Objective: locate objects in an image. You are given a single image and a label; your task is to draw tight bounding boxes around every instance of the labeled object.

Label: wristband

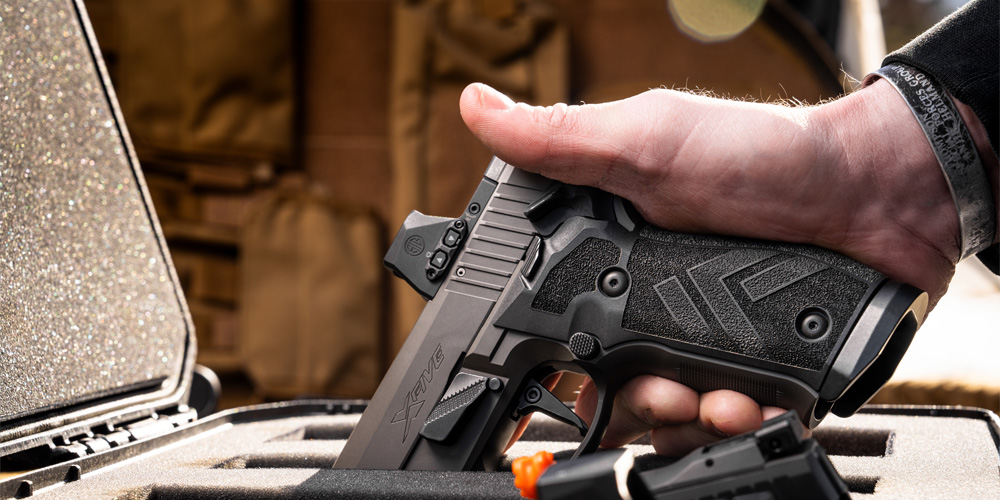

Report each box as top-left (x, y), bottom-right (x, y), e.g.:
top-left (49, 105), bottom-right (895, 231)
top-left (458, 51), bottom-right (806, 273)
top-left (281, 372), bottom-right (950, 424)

top-left (863, 62), bottom-right (996, 260)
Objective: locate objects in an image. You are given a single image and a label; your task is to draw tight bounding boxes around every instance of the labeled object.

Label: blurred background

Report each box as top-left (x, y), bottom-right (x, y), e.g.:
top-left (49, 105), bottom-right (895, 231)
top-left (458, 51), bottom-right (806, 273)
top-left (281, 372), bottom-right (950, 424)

top-left (79, 0), bottom-right (998, 413)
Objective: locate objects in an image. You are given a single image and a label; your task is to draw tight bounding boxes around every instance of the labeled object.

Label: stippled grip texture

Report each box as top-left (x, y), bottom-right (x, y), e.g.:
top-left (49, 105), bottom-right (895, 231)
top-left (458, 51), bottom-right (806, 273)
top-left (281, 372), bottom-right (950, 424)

top-left (622, 228), bottom-right (882, 371)
top-left (532, 238), bottom-right (620, 314)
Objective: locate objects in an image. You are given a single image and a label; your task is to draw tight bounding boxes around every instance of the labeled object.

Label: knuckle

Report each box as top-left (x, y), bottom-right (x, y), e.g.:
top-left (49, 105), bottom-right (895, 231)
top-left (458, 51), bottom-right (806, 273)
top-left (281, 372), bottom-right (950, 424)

top-left (532, 102), bottom-right (576, 133)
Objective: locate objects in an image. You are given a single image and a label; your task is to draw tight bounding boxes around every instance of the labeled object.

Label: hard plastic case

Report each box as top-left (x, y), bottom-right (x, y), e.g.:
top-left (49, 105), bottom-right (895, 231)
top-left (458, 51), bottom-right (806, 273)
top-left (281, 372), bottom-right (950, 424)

top-left (1, 1), bottom-right (998, 499)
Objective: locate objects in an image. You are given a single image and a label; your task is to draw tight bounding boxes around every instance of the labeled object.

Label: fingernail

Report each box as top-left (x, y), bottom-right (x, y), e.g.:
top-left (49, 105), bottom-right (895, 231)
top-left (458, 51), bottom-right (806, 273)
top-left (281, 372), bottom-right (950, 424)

top-left (478, 84), bottom-right (515, 111)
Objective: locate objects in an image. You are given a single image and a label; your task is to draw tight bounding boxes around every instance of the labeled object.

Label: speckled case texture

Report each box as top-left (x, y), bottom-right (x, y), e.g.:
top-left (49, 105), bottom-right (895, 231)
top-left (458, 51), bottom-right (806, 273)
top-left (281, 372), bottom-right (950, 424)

top-left (2, 2), bottom-right (999, 500)
top-left (1, 0), bottom-right (195, 453)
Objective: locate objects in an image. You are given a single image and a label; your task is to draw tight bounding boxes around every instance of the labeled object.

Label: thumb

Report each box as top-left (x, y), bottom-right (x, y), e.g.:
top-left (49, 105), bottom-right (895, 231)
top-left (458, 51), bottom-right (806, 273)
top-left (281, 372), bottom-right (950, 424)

top-left (459, 83), bottom-right (682, 194)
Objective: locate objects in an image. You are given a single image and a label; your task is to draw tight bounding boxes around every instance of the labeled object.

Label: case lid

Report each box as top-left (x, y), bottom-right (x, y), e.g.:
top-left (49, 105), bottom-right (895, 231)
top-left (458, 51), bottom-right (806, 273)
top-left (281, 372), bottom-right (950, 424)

top-left (0, 0), bottom-right (196, 451)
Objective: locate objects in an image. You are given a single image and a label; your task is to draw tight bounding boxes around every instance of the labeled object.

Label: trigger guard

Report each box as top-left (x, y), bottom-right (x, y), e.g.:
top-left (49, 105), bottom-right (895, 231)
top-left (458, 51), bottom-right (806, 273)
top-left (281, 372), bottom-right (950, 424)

top-left (573, 380), bottom-right (617, 458)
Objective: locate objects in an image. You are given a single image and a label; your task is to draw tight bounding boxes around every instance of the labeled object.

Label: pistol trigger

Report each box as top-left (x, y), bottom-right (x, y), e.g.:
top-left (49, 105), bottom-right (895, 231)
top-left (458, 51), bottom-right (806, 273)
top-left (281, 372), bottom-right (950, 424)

top-left (516, 380), bottom-right (588, 436)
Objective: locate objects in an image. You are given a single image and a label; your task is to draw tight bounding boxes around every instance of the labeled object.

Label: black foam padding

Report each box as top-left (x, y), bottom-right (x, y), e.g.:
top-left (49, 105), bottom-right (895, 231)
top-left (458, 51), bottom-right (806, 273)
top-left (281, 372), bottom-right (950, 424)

top-left (623, 234), bottom-right (872, 370)
top-left (13, 406), bottom-right (1000, 500)
top-left (841, 475), bottom-right (879, 494)
top-left (244, 454), bottom-right (339, 469)
top-left (301, 425), bottom-right (354, 441)
top-left (167, 456), bottom-right (681, 500)
top-left (152, 470), bottom-right (520, 500)
top-left (532, 238), bottom-right (620, 314)
top-left (813, 428), bottom-right (893, 457)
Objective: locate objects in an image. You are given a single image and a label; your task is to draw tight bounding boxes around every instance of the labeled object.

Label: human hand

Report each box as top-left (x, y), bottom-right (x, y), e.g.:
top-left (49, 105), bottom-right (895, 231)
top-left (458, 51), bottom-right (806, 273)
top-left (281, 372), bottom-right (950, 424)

top-left (460, 80), bottom-right (993, 455)
top-left (575, 375), bottom-right (794, 457)
top-left (460, 81), bottom-right (969, 304)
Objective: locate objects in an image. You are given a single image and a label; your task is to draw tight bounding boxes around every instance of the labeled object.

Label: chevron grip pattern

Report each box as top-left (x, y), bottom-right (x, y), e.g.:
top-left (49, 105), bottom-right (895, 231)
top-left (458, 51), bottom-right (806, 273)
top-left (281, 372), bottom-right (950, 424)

top-left (622, 229), bottom-right (879, 371)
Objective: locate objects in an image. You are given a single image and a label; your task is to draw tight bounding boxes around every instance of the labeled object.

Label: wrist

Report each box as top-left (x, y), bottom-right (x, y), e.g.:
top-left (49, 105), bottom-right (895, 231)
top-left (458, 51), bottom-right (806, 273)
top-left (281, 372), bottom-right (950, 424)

top-left (811, 78), bottom-right (960, 300)
top-left (868, 64), bottom-right (996, 259)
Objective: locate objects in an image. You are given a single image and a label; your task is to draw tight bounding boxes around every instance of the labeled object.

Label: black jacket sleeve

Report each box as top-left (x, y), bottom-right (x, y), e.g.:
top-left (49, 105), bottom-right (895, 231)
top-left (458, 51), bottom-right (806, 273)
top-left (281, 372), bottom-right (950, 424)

top-left (882, 0), bottom-right (999, 272)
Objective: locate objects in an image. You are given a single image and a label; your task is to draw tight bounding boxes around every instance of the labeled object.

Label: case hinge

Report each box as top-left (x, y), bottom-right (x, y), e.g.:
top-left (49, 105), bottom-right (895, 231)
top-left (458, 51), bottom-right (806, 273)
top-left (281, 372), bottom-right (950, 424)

top-left (1, 407), bottom-right (197, 470)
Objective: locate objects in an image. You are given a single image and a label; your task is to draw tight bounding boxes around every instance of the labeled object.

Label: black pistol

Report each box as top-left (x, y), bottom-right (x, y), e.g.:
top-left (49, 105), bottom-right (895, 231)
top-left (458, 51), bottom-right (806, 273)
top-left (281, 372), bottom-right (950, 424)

top-left (334, 157), bottom-right (927, 471)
